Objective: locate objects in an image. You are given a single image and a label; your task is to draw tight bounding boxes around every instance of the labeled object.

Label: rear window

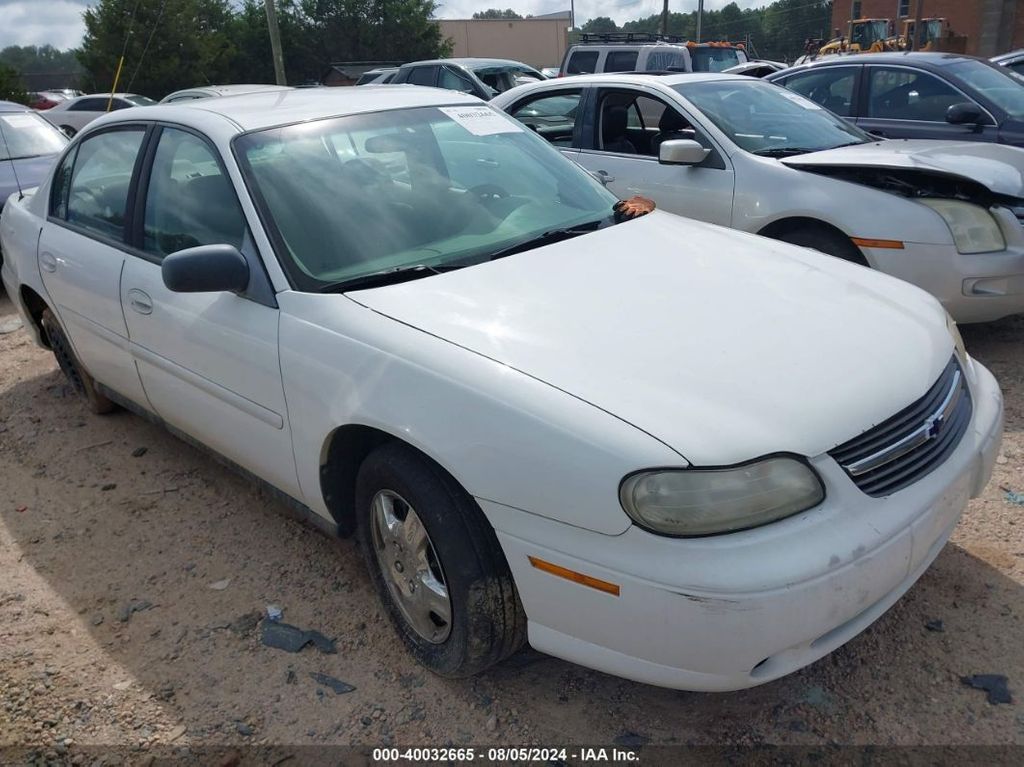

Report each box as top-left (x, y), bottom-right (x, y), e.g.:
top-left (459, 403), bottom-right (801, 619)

top-left (567, 51), bottom-right (599, 75)
top-left (690, 47), bottom-right (745, 73)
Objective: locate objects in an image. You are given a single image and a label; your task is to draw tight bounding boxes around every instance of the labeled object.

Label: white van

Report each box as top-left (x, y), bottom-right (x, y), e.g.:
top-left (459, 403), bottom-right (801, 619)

top-left (559, 33), bottom-right (748, 76)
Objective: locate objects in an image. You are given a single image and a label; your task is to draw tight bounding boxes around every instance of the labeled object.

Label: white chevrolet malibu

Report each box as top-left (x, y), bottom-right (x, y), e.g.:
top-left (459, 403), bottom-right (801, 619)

top-left (0, 87), bottom-right (1004, 691)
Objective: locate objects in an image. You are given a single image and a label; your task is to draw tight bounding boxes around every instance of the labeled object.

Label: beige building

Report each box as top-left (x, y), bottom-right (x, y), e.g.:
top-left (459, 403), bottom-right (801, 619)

top-left (437, 12), bottom-right (572, 69)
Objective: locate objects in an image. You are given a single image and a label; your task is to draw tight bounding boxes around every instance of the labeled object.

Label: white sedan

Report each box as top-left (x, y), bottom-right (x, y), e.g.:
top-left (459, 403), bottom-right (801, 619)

top-left (40, 92), bottom-right (156, 137)
top-left (492, 73), bottom-right (1024, 323)
top-left (1, 87), bottom-right (1003, 691)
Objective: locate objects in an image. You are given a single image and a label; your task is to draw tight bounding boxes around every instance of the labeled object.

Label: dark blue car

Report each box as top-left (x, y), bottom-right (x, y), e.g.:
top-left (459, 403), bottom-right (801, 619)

top-left (0, 100), bottom-right (67, 272)
top-left (767, 52), bottom-right (1024, 146)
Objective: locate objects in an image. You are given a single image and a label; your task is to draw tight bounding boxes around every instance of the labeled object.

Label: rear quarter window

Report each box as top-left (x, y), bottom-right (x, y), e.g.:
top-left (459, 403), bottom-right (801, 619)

top-left (567, 51), bottom-right (599, 75)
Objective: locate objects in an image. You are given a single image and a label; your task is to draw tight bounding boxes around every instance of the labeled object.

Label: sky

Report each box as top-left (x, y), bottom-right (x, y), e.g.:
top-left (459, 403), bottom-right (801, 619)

top-left (2, 0), bottom-right (764, 51)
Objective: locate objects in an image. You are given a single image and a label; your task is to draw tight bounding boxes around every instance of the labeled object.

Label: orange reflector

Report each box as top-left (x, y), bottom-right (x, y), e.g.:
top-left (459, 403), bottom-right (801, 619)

top-left (851, 237), bottom-right (904, 250)
top-left (528, 556), bottom-right (620, 596)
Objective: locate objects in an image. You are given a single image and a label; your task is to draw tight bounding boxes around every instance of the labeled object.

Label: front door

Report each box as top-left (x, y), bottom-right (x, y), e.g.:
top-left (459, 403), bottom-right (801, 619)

top-left (119, 125), bottom-right (300, 498)
top-left (576, 88), bottom-right (734, 226)
top-left (38, 125), bottom-right (150, 405)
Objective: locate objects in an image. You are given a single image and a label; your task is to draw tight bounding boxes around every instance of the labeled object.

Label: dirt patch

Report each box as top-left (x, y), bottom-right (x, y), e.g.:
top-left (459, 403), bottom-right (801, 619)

top-left (1, 291), bottom-right (1022, 750)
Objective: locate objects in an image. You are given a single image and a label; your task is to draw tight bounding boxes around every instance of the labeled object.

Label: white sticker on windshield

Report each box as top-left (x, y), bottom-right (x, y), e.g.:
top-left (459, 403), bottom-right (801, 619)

top-left (438, 106), bottom-right (522, 136)
top-left (779, 91), bottom-right (822, 110)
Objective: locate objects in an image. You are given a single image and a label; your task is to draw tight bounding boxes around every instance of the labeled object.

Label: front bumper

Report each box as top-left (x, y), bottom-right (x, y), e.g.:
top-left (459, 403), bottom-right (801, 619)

top-left (486, 360), bottom-right (1003, 691)
top-left (864, 209), bottom-right (1024, 324)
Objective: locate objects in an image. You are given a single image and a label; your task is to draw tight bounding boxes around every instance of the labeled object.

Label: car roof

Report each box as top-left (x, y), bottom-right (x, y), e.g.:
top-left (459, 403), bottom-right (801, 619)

top-left (403, 58), bottom-right (534, 69)
top-left (779, 51), bottom-right (982, 73)
top-left (112, 85), bottom-right (482, 133)
top-left (167, 84), bottom-right (290, 98)
top-left (992, 49), bottom-right (1024, 63)
top-left (0, 100), bottom-right (30, 113)
top-left (523, 72), bottom-right (746, 87)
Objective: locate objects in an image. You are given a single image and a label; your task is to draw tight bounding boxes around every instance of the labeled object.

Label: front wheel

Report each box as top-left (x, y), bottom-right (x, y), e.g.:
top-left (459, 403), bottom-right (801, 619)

top-left (356, 442), bottom-right (526, 677)
top-left (774, 225), bottom-right (868, 266)
top-left (40, 309), bottom-right (115, 415)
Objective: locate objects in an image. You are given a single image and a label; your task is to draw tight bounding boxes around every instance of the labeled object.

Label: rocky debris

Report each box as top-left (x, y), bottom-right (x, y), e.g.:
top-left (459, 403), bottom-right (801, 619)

top-left (260, 620), bottom-right (336, 654)
top-left (117, 600), bottom-right (153, 623)
top-left (961, 674), bottom-right (1013, 705)
top-left (229, 610), bottom-right (262, 636)
top-left (132, 447), bottom-right (148, 458)
top-left (925, 619), bottom-right (945, 632)
top-left (309, 672), bottom-right (355, 695)
top-left (207, 578), bottom-right (232, 591)
top-left (613, 731), bottom-right (650, 747)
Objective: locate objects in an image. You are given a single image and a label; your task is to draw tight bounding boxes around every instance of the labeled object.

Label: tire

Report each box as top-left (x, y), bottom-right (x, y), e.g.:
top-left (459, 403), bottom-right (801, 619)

top-left (40, 308), bottom-right (115, 415)
top-left (775, 225), bottom-right (868, 266)
top-left (356, 442), bottom-right (526, 677)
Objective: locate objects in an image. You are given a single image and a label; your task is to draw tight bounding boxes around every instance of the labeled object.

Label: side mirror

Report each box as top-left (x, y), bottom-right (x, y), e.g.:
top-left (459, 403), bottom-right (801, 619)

top-left (658, 139), bottom-right (711, 166)
top-left (946, 102), bottom-right (985, 125)
top-left (161, 244), bottom-right (249, 293)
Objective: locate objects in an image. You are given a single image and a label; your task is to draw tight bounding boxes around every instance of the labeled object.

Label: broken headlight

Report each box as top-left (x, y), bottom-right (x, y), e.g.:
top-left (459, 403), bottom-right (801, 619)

top-left (920, 199), bottom-right (1005, 254)
top-left (619, 457), bottom-right (825, 537)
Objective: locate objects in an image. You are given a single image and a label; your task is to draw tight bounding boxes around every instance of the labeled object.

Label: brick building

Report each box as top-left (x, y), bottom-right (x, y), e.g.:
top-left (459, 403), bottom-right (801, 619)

top-left (832, 0), bottom-right (1024, 56)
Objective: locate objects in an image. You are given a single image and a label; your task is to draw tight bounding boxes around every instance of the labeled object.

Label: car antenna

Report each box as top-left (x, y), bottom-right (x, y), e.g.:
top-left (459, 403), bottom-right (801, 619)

top-left (0, 116), bottom-right (25, 200)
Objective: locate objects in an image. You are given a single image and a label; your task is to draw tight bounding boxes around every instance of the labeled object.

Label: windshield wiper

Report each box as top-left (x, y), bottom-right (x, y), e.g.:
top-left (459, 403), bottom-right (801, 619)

top-left (484, 218), bottom-right (608, 262)
top-left (752, 147), bottom-right (820, 158)
top-left (320, 263), bottom-right (464, 293)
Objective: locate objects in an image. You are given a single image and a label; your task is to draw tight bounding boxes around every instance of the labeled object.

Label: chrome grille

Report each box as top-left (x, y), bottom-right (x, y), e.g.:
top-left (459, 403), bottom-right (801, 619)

top-left (829, 357), bottom-right (972, 497)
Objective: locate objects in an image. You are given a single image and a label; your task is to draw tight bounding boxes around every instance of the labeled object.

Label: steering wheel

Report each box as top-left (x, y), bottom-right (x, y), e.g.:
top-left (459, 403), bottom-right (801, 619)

top-left (469, 184), bottom-right (510, 202)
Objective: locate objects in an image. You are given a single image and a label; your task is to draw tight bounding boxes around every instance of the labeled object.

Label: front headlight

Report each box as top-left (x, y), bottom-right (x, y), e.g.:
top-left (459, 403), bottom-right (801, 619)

top-left (946, 311), bottom-right (967, 366)
top-left (619, 456), bottom-right (825, 537)
top-left (919, 199), bottom-right (1005, 254)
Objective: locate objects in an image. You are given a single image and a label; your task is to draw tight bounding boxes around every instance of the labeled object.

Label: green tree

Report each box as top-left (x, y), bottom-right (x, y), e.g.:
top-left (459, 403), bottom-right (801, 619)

top-left (581, 16), bottom-right (618, 34)
top-left (0, 64), bottom-right (28, 104)
top-left (78, 0), bottom-right (237, 99)
top-left (472, 9), bottom-right (522, 19)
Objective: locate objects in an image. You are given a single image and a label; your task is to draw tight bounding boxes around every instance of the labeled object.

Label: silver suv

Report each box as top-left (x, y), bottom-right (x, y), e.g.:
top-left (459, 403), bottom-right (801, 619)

top-left (559, 33), bottom-right (748, 77)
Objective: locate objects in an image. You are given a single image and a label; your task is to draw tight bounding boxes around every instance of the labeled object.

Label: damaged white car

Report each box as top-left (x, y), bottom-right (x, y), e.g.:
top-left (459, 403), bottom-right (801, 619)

top-left (0, 87), bottom-right (1004, 691)
top-left (493, 73), bottom-right (1024, 323)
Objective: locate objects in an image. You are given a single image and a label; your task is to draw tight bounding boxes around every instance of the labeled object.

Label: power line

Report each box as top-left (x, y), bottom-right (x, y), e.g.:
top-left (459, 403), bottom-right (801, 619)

top-left (126, 0), bottom-right (169, 91)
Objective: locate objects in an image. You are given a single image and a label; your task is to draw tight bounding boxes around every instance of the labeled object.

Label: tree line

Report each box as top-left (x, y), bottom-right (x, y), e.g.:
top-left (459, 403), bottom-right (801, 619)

top-left (1, 0), bottom-right (833, 103)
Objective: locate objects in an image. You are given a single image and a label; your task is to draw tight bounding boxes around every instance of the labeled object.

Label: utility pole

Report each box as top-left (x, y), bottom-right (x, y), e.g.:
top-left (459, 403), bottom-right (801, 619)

top-left (910, 0), bottom-right (924, 51)
top-left (264, 0), bottom-right (287, 86)
top-left (696, 0), bottom-right (704, 43)
top-left (660, 0), bottom-right (669, 36)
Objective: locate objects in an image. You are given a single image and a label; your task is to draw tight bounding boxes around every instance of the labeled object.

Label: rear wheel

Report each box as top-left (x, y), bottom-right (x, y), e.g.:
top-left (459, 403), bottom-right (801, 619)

top-left (356, 442), bottom-right (526, 677)
top-left (40, 309), bottom-right (115, 415)
top-left (774, 225), bottom-right (868, 266)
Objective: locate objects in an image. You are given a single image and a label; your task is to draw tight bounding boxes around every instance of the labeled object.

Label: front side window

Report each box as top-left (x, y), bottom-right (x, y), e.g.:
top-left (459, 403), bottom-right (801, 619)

top-left (866, 67), bottom-right (964, 121)
top-left (946, 60), bottom-right (1024, 119)
top-left (784, 67), bottom-right (858, 116)
top-left (234, 105), bottom-right (615, 291)
top-left (567, 51), bottom-right (598, 74)
top-left (61, 128), bottom-right (145, 240)
top-left (143, 128), bottom-right (246, 258)
top-left (676, 80), bottom-right (870, 156)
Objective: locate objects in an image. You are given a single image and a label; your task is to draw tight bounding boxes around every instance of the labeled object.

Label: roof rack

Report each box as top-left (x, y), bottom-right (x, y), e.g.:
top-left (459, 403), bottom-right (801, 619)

top-left (579, 32), bottom-right (686, 44)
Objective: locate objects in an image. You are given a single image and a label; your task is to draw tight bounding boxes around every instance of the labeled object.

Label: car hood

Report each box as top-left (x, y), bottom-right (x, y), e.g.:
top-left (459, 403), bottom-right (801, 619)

top-left (0, 155), bottom-right (57, 205)
top-left (781, 140), bottom-right (1024, 197)
top-left (349, 213), bottom-right (952, 465)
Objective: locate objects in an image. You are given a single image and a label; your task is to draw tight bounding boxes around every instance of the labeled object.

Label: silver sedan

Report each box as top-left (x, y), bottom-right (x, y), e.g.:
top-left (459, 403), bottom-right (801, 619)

top-left (493, 73), bottom-right (1024, 323)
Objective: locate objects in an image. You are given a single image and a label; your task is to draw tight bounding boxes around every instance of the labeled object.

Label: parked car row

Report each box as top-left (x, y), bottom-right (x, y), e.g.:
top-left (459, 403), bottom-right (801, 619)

top-left (0, 83), bottom-right (1006, 693)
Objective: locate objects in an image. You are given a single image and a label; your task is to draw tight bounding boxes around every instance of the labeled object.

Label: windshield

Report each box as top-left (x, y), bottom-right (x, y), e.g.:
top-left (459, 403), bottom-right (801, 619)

top-left (674, 80), bottom-right (871, 155)
top-left (0, 111), bottom-right (67, 160)
top-left (690, 47), bottom-right (745, 73)
top-left (947, 60), bottom-right (1024, 119)
top-left (234, 105), bottom-right (616, 291)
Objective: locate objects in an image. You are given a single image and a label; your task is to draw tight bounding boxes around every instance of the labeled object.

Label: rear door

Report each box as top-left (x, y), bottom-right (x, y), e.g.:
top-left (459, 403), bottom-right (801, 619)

top-left (858, 65), bottom-right (998, 141)
top-left (38, 125), bottom-right (150, 405)
top-left (119, 125), bottom-right (300, 497)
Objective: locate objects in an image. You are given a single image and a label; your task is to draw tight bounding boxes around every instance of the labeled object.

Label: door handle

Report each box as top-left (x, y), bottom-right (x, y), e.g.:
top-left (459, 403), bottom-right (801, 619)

top-left (127, 289), bottom-right (153, 315)
top-left (39, 252), bottom-right (57, 273)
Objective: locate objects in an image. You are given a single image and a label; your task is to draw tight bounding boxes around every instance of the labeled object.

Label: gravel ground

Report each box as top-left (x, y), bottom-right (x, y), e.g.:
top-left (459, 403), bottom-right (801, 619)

top-left (1, 289), bottom-right (1022, 756)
